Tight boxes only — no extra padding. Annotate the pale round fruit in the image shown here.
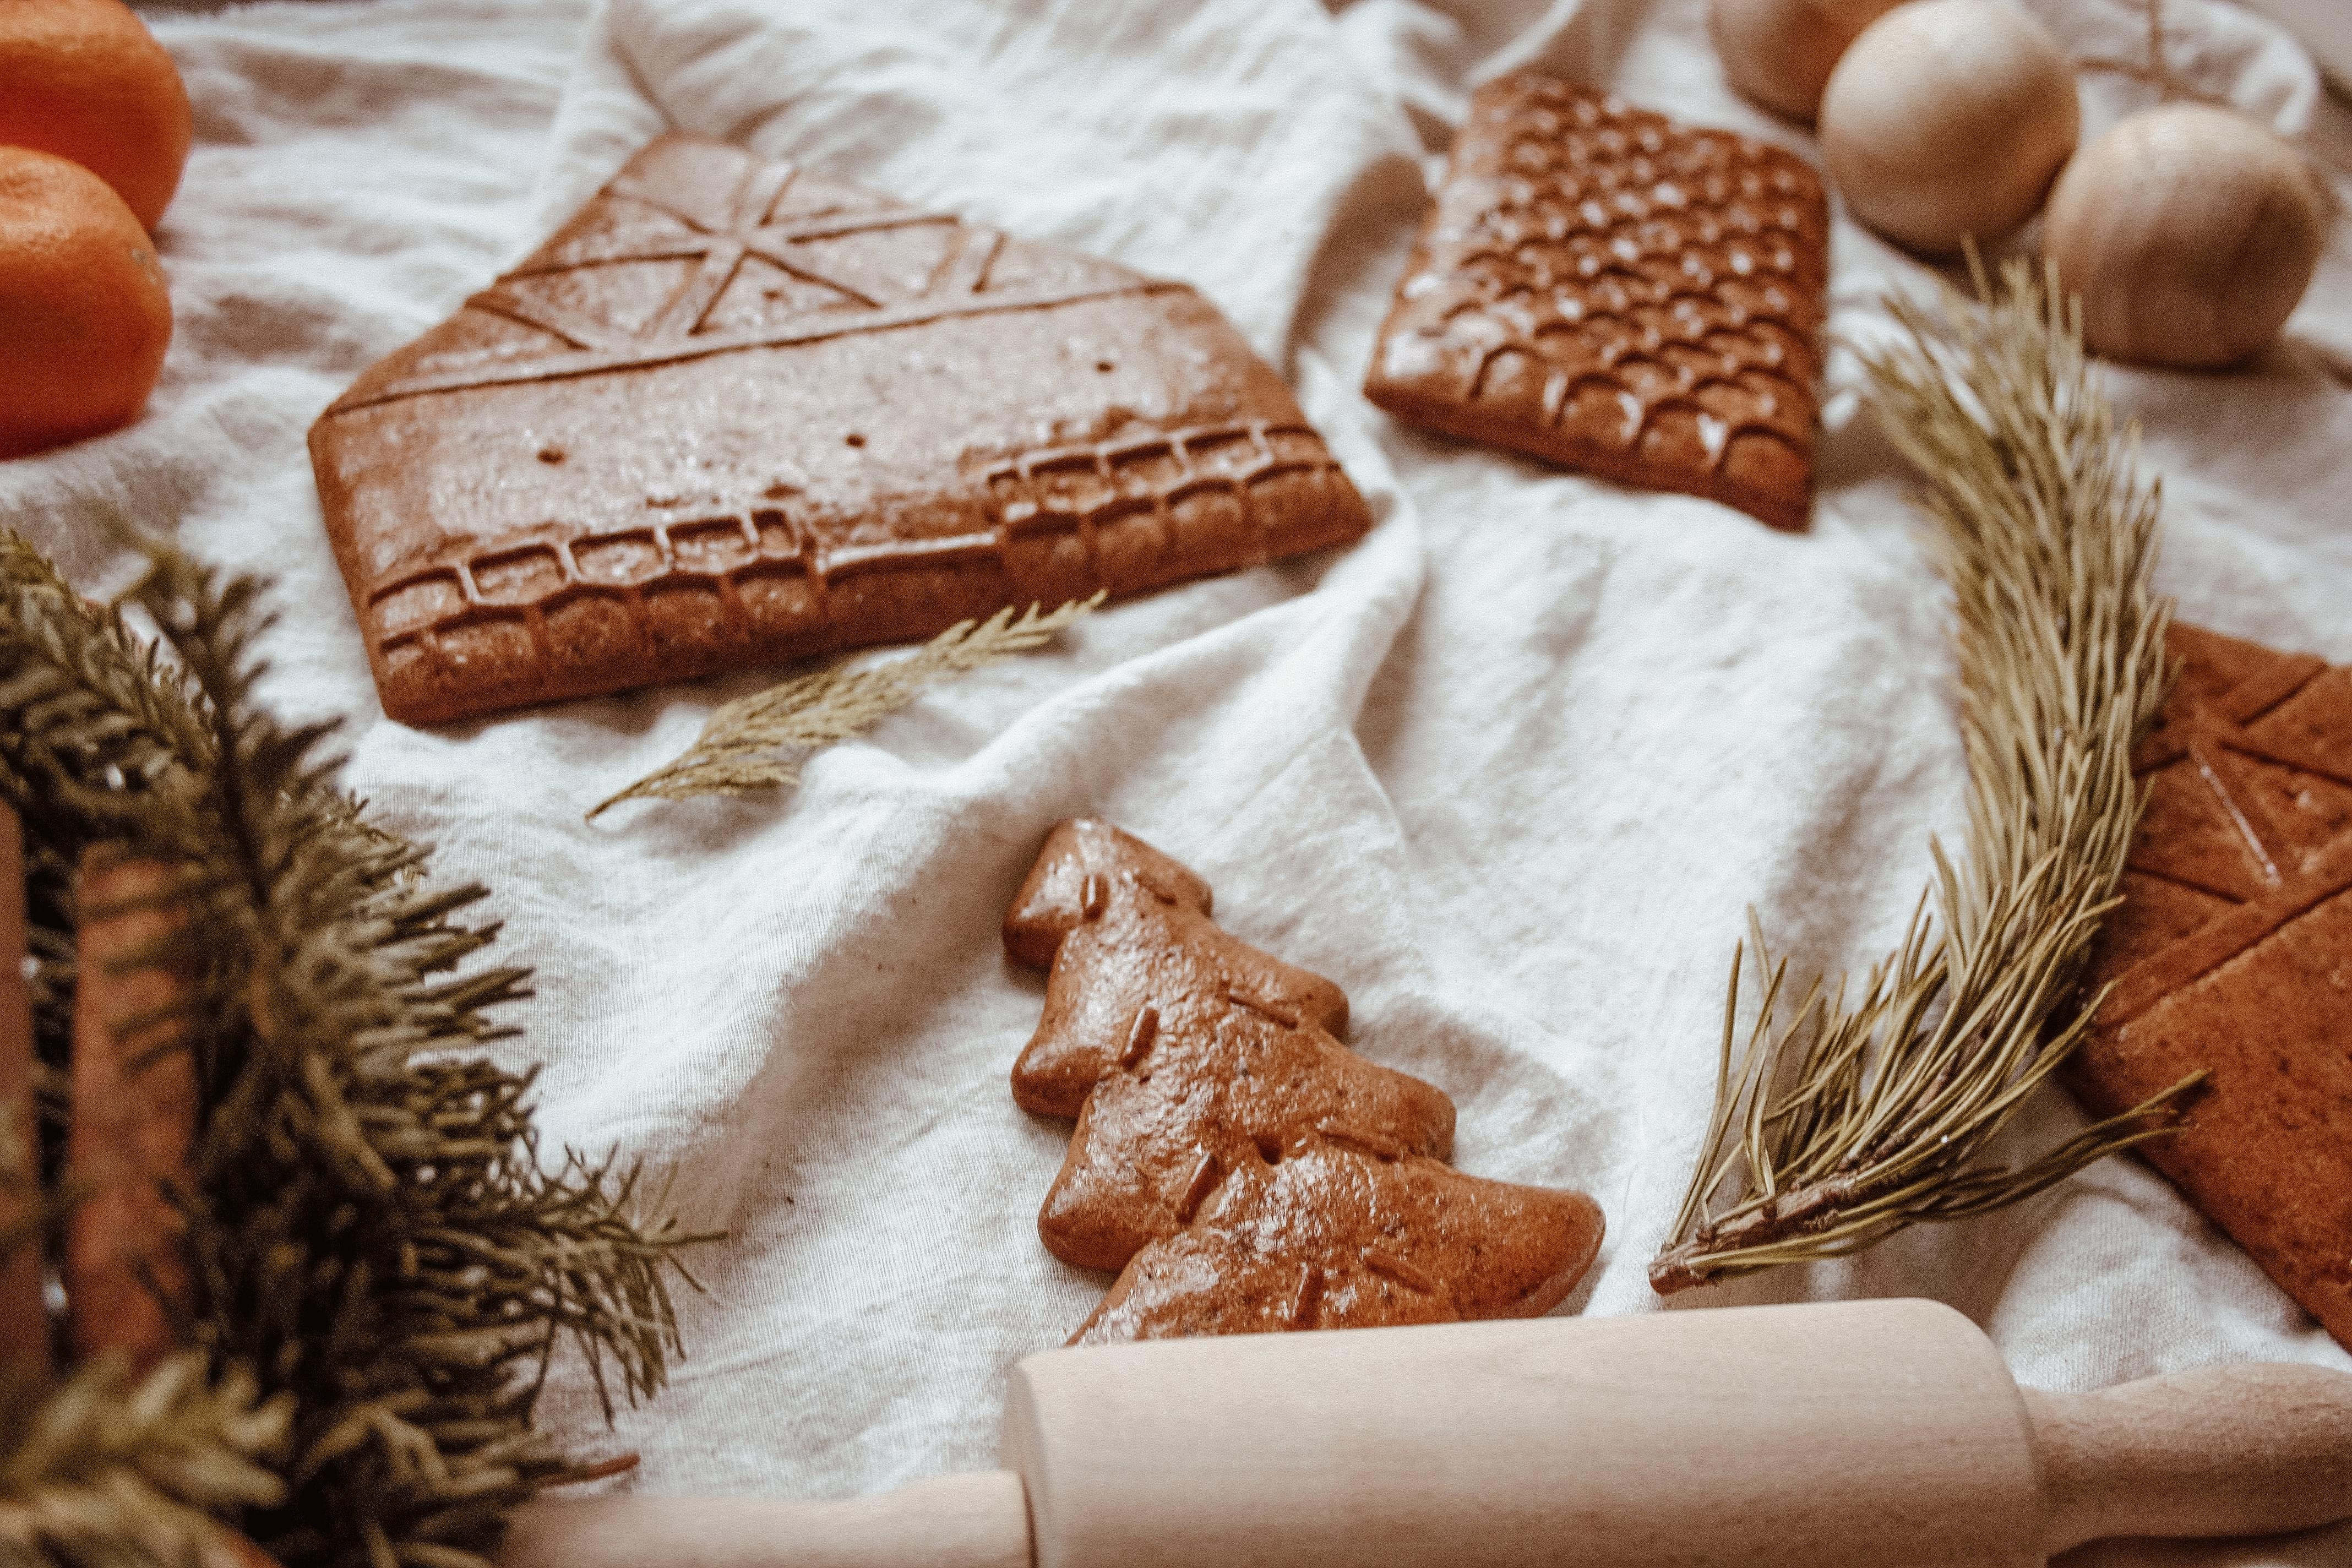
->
[2042,102,2326,368]
[1819,0,2081,257]
[1709,0,1905,124]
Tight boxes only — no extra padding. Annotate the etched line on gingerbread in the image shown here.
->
[2217,727,2352,793]
[507,230,716,275]
[381,443,1340,641]
[1165,475,1246,511]
[822,532,1004,581]
[1081,874,1107,921]
[1365,1247,1436,1294]
[788,506,830,614]
[515,208,956,280]
[1223,986,1298,1030]
[548,536,589,593]
[728,157,799,234]
[652,238,749,339]
[2222,653,2331,726]
[364,563,462,611]
[2189,740,2284,887]
[1315,1117,1404,1161]
[2102,843,2352,1026]
[604,168,941,248]
[466,286,635,352]
[332,280,1186,411]
[1119,1004,1159,1070]
[1175,1150,1221,1223]
[1286,1263,1324,1328]
[2122,860,2253,908]
[932,226,1005,296]
[1007,420,1256,476]
[1458,336,1809,471]
[749,244,887,311]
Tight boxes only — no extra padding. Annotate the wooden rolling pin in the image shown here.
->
[502,1299,2352,1567]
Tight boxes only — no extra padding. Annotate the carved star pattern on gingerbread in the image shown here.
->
[1003,820,1604,1345]
[309,137,1370,725]
[2070,623,2352,1351]
[1364,75,1828,530]
[2088,624,2352,1017]
[334,139,1145,409]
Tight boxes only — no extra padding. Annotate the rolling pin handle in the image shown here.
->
[2027,1362,2352,1555]
[498,1469,1032,1568]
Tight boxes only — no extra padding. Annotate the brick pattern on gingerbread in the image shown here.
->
[2071,623,2352,1351]
[1364,76,1828,530]
[1004,820,1604,1344]
[311,136,1370,725]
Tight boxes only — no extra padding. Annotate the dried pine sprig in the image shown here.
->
[1,1352,288,1568]
[0,531,705,1567]
[1649,256,2203,1294]
[590,592,1103,818]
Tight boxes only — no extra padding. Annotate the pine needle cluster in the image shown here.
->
[1,1353,287,1568]
[1650,258,2202,1294]
[0,532,700,1566]
[591,592,1103,818]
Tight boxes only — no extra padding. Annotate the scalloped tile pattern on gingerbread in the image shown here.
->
[1364,75,1828,530]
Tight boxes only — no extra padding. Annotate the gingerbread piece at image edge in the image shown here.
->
[1364,74,1828,531]
[1004,819,1604,1344]
[310,135,1373,725]
[2070,622,2352,1352]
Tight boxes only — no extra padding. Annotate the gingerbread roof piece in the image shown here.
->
[1364,76,1827,530]
[310,136,1371,725]
[2071,622,2352,1351]
[1004,820,1604,1344]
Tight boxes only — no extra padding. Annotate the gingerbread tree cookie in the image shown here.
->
[1004,820,1604,1343]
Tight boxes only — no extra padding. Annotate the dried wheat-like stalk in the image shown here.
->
[590,593,1103,819]
[1650,257,2203,1294]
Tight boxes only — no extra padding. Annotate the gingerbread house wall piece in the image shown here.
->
[2071,622,2352,1349]
[1364,77,1828,530]
[311,137,1371,725]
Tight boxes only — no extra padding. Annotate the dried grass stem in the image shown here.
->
[1650,256,2203,1295]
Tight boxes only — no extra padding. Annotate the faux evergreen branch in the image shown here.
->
[0,532,705,1567]
[590,592,1103,818]
[1649,257,2202,1295]
[0,1352,287,1568]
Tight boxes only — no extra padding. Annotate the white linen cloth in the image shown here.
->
[11,1,2352,1560]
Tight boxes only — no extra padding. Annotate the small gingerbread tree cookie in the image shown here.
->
[1004,820,1604,1343]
